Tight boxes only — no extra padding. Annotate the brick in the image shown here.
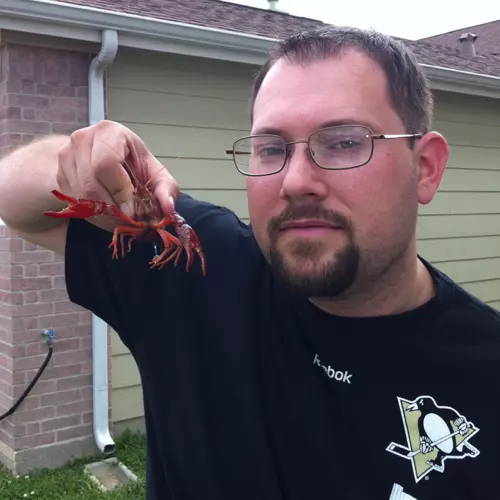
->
[22,108,35,120]
[13,405,55,424]
[11,251,53,264]
[0,303,12,317]
[16,395,40,411]
[13,303,53,317]
[0,391,13,410]
[76,87,88,98]
[51,122,83,135]
[22,241,40,252]
[23,264,39,277]
[57,423,92,442]
[13,379,56,398]
[42,414,81,432]
[39,288,69,302]
[12,371,24,385]
[0,427,13,449]
[52,348,91,366]
[36,84,75,97]
[0,277,12,291]
[0,316,12,330]
[82,412,93,424]
[15,353,54,371]
[23,317,39,330]
[41,363,83,380]
[0,378,12,397]
[39,313,81,328]
[57,399,92,417]
[21,81,35,94]
[76,109,89,123]
[13,424,27,437]
[0,353,13,371]
[38,262,65,277]
[53,276,67,289]
[56,374,91,392]
[25,342,40,356]
[36,108,75,122]
[6,94,49,109]
[16,431,55,449]
[0,366,16,383]
[3,119,51,135]
[0,107,21,120]
[50,337,80,352]
[41,388,81,407]
[23,291,39,304]
[49,97,86,111]
[20,133,36,145]
[26,422,40,435]
[10,277,52,291]
[53,301,84,313]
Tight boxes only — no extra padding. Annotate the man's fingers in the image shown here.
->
[90,133,136,215]
[146,154,179,216]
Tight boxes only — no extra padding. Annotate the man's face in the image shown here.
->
[246,49,444,299]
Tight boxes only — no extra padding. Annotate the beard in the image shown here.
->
[266,203,360,299]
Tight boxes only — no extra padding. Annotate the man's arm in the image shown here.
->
[0,134,70,254]
[0,121,179,255]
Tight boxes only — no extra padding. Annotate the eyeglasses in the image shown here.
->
[225,124,423,177]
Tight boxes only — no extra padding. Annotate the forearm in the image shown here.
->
[0,135,70,233]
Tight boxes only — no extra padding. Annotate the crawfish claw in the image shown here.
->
[174,215,206,276]
[44,190,109,219]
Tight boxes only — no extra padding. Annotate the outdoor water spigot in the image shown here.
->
[42,328,57,345]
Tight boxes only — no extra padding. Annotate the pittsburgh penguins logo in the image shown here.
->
[386,395,480,483]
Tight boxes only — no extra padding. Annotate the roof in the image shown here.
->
[401,38,500,76]
[56,0,327,40]
[43,0,500,77]
[419,19,500,56]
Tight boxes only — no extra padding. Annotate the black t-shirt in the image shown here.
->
[65,193,500,500]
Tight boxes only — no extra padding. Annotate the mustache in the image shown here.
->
[267,203,353,236]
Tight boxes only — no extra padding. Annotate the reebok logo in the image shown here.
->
[313,353,353,384]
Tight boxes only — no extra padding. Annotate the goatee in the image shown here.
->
[267,202,360,298]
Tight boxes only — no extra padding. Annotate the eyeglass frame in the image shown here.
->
[225,124,423,177]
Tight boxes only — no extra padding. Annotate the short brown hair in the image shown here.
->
[250,26,434,134]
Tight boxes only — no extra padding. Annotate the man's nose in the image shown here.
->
[279,143,328,200]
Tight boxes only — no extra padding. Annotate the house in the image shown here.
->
[0,0,500,475]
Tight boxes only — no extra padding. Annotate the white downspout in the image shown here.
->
[88,28,119,455]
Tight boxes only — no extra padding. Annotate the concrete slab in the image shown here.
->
[84,457,138,492]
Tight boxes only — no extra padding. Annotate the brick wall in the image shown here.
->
[0,43,105,473]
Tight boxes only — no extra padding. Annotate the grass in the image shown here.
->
[0,430,147,499]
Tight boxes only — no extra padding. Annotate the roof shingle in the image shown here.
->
[53,0,500,77]
[419,20,500,56]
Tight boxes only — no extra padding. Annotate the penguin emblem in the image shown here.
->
[386,395,480,483]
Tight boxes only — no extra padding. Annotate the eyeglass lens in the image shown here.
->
[232,125,373,175]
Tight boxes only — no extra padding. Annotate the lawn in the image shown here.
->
[0,429,147,499]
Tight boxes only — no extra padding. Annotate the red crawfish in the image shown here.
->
[43,141,206,276]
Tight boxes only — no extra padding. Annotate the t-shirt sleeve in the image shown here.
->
[64,192,251,352]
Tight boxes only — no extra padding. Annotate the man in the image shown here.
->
[0,25,499,500]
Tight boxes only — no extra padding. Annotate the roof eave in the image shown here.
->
[421,64,500,100]
[1,0,500,98]
[0,0,275,64]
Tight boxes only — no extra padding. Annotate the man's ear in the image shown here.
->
[415,131,449,205]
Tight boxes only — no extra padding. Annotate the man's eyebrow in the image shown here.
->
[251,118,379,136]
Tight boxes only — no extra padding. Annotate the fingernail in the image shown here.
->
[169,196,175,209]
[119,202,133,216]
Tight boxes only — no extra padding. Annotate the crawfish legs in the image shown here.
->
[44,190,206,275]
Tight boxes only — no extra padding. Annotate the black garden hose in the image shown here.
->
[0,329,56,422]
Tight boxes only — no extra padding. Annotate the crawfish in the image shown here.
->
[43,141,206,276]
